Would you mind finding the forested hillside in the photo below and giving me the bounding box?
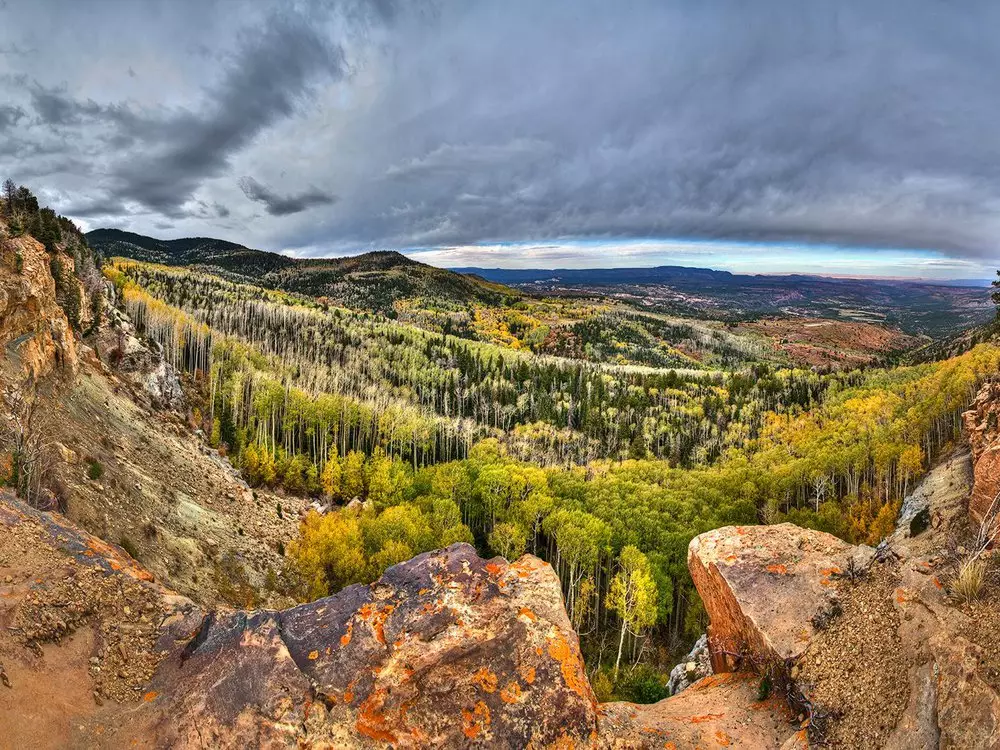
[103,255,1000,697]
[108,261,837,468]
[87,229,516,316]
[90,229,928,372]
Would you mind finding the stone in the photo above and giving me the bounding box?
[667,633,711,695]
[598,672,801,749]
[54,442,78,465]
[143,543,603,748]
[688,522,853,672]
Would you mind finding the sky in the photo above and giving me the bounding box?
[1,0,999,279]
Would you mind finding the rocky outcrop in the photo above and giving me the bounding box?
[667,633,711,695]
[963,380,1000,524]
[598,672,805,749]
[689,522,858,673]
[144,544,602,748]
[0,231,77,379]
[690,452,1000,749]
[93,301,184,410]
[1,493,805,749]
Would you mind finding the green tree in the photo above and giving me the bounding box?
[321,447,342,500]
[608,545,658,679]
[488,521,527,560]
[342,450,366,499]
[289,511,366,599]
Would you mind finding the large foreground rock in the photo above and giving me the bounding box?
[689,522,855,672]
[144,544,602,748]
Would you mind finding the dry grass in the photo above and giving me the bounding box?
[953,556,988,604]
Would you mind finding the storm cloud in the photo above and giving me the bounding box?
[1,0,999,273]
[239,176,337,216]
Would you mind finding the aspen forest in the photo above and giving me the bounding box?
[101,257,1000,699]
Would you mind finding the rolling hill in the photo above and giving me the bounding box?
[86,229,517,313]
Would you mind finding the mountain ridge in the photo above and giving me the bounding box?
[86,229,516,313]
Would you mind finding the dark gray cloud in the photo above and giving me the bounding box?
[106,13,345,215]
[239,176,336,216]
[0,103,24,131]
[1,0,1000,274]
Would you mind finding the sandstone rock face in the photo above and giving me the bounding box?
[0,232,77,379]
[963,381,1000,524]
[688,522,854,672]
[599,673,804,749]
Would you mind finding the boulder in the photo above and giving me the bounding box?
[599,672,805,749]
[667,633,712,695]
[688,523,854,672]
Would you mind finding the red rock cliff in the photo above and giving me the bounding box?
[0,228,77,379]
[963,380,1000,524]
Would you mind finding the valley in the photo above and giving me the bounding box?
[3,191,1000,747]
[461,265,993,338]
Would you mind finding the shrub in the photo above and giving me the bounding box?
[591,669,614,702]
[953,556,988,604]
[86,459,104,480]
[614,664,669,704]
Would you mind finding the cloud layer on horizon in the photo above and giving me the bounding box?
[1,0,999,273]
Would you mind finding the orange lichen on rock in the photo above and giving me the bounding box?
[500,680,523,704]
[521,666,536,685]
[340,620,353,647]
[715,729,732,745]
[684,713,725,724]
[518,607,537,622]
[473,666,499,693]
[343,678,358,705]
[461,701,492,739]
[308,650,319,660]
[690,673,737,690]
[143,691,158,703]
[765,564,788,575]
[355,689,398,744]
[547,631,591,701]
[545,730,577,749]
[358,602,396,645]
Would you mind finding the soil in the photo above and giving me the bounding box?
[958,571,1000,693]
[46,367,306,608]
[741,317,921,369]
[795,561,912,749]
[0,510,167,748]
